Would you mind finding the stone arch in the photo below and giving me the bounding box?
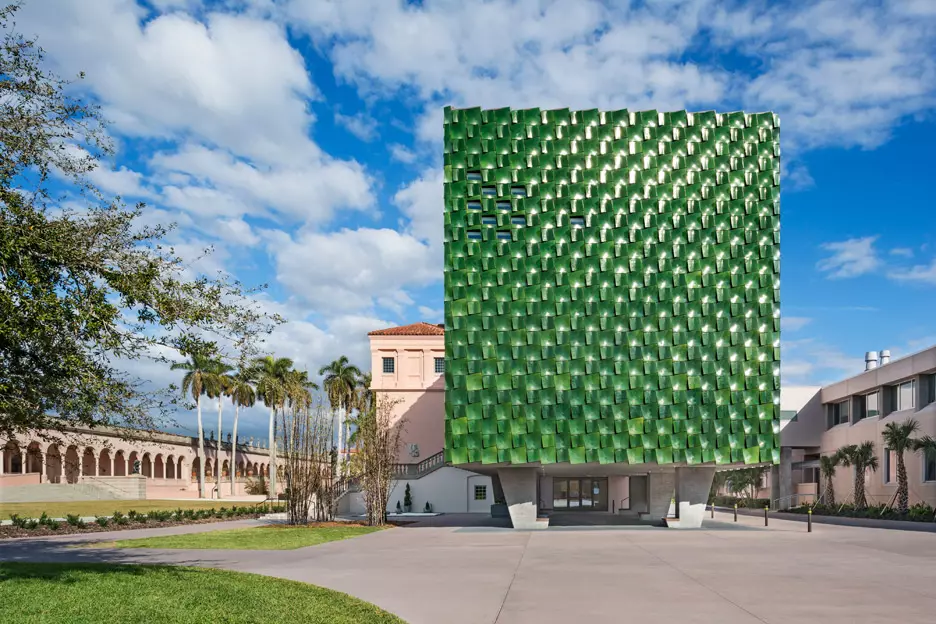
[98,448,112,476]
[205,457,214,479]
[277,465,284,480]
[221,459,230,478]
[26,441,43,473]
[177,456,184,480]
[3,440,22,473]
[81,447,96,476]
[253,462,259,476]
[45,444,62,483]
[113,450,127,476]
[141,452,152,478]
[128,450,139,475]
[191,456,200,481]
[166,454,175,479]
[154,453,164,479]
[236,460,245,477]
[64,445,80,483]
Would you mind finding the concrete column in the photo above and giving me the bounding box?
[497,468,547,530]
[673,466,717,528]
[0,450,5,475]
[20,452,26,474]
[776,448,793,509]
[647,470,676,520]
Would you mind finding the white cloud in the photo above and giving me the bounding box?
[334,110,379,141]
[781,338,862,385]
[389,143,418,164]
[265,226,437,313]
[889,247,914,258]
[817,236,881,278]
[781,317,812,332]
[888,258,936,285]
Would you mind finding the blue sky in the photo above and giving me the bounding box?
[17,0,936,438]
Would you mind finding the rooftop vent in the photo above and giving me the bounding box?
[865,351,878,371]
[880,349,891,366]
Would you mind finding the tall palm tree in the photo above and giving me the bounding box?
[319,356,362,462]
[913,435,936,504]
[837,441,879,509]
[254,355,294,497]
[881,419,920,514]
[348,371,373,448]
[171,352,214,498]
[227,366,256,497]
[202,359,232,499]
[819,453,841,506]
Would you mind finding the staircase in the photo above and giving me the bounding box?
[392,451,446,480]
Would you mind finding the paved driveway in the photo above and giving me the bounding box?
[2,512,936,623]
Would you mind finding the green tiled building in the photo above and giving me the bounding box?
[442,106,779,525]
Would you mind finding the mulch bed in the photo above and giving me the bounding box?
[0,513,269,540]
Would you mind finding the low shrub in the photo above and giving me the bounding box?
[65,514,85,528]
[37,512,52,527]
[790,501,936,522]
[111,511,128,525]
[172,508,184,522]
[9,514,27,529]
[183,509,196,520]
[711,496,770,509]
[24,519,39,530]
[95,516,109,527]
[126,510,139,521]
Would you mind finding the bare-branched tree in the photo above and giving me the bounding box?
[356,394,405,526]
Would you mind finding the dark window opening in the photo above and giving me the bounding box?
[467,231,482,240]
[481,216,497,225]
[570,216,585,228]
[481,186,497,196]
[496,231,512,241]
[382,357,395,374]
[496,201,512,211]
[467,200,482,211]
[467,171,482,181]
[511,186,527,197]
[511,216,526,225]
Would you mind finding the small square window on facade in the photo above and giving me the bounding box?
[511,216,526,225]
[481,216,497,225]
[467,230,482,240]
[382,357,395,374]
[884,449,898,484]
[467,171,482,181]
[827,400,849,428]
[570,216,585,228]
[474,485,487,500]
[481,186,496,196]
[510,186,527,197]
[924,448,936,482]
[864,392,879,419]
[434,357,445,374]
[467,200,482,211]
[496,231,512,241]
[496,201,512,211]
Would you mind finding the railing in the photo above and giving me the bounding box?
[392,451,445,479]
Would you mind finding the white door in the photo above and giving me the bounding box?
[467,475,491,513]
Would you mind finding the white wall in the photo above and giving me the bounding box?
[387,467,493,513]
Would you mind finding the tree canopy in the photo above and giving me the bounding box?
[0,3,278,438]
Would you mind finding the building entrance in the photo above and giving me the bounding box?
[552,477,608,511]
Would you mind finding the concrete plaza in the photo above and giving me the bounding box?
[1,512,935,623]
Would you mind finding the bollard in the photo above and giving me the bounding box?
[734,504,738,522]
[764,505,769,527]
[808,509,812,533]
[711,503,715,518]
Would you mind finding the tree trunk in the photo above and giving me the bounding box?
[896,452,909,514]
[824,475,835,506]
[231,403,239,498]
[268,405,276,499]
[196,396,205,499]
[854,469,867,509]
[216,396,223,500]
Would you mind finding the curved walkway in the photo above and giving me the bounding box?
[3,513,936,623]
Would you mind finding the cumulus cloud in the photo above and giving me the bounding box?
[334,110,379,141]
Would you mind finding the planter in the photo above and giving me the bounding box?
[490,503,509,518]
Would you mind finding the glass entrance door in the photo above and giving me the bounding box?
[552,478,608,511]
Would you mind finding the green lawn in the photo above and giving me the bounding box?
[0,563,405,624]
[108,524,384,550]
[1,499,263,520]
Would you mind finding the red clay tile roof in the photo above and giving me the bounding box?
[368,322,445,336]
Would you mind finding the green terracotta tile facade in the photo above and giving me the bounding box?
[443,107,780,467]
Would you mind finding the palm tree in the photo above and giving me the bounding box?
[203,359,232,499]
[171,352,214,498]
[254,355,294,497]
[881,419,920,514]
[837,441,879,509]
[819,453,841,506]
[913,435,936,502]
[227,366,256,497]
[319,356,362,464]
[348,372,373,448]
